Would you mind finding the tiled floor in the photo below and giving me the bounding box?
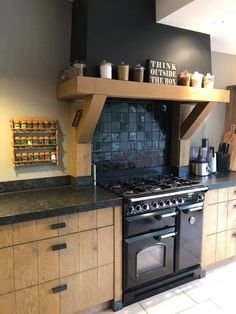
[102,259,236,314]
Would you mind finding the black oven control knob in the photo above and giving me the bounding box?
[197,193,204,202]
[135,205,142,213]
[128,206,135,214]
[151,202,158,209]
[142,203,149,211]
[165,199,172,206]
[158,200,165,207]
[178,197,185,204]
[172,198,178,205]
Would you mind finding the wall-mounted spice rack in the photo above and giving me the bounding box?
[11,118,58,167]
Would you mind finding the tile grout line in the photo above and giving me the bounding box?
[138,302,149,314]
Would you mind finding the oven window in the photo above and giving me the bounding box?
[136,244,166,276]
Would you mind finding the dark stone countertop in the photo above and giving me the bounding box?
[190,172,236,190]
[0,186,122,226]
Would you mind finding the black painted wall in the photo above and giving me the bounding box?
[71,0,212,76]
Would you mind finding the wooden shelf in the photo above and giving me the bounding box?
[14,144,57,148]
[57,76,230,103]
[14,160,58,167]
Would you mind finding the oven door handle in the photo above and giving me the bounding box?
[155,212,177,220]
[154,232,177,240]
[183,206,203,214]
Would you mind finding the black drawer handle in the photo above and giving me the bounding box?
[51,222,66,230]
[52,284,67,294]
[52,243,67,251]
[232,233,236,238]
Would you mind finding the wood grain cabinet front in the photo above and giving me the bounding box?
[0,247,14,295]
[0,292,16,314]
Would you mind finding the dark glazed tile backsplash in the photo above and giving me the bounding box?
[92,99,171,172]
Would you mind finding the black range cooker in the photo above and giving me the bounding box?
[102,175,208,308]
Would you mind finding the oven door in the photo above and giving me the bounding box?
[123,227,176,290]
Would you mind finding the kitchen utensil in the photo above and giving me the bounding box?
[217,152,229,172]
[208,147,217,173]
[194,161,211,176]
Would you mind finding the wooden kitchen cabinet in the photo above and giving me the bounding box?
[202,186,236,267]
[0,205,122,313]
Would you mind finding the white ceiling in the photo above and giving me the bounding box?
[157,0,236,55]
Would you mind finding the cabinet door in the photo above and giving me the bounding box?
[217,202,228,232]
[226,228,236,258]
[98,264,114,304]
[204,190,218,206]
[80,229,98,272]
[201,234,216,267]
[0,224,13,248]
[203,204,217,235]
[59,233,80,277]
[13,220,36,245]
[14,242,38,290]
[216,232,226,262]
[217,188,228,203]
[37,217,58,240]
[97,207,113,227]
[59,274,80,314]
[38,238,60,283]
[79,269,98,311]
[98,226,114,266]
[0,292,16,314]
[228,186,236,201]
[38,280,60,314]
[0,247,14,295]
[16,286,38,314]
[227,200,236,229]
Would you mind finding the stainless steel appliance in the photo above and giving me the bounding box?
[102,175,208,307]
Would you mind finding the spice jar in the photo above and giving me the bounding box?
[191,71,203,88]
[44,152,50,161]
[15,153,22,162]
[178,70,191,86]
[132,64,145,82]
[51,152,57,162]
[118,62,130,81]
[33,152,39,161]
[44,136,49,145]
[27,121,33,129]
[49,136,56,145]
[44,121,50,129]
[15,137,21,145]
[73,60,86,76]
[27,137,33,145]
[50,121,56,129]
[38,121,44,129]
[38,137,44,145]
[21,137,27,145]
[203,73,215,89]
[28,153,34,161]
[22,153,28,161]
[39,152,45,160]
[33,136,38,145]
[14,121,21,129]
[21,121,27,129]
[33,121,39,129]
[99,60,112,79]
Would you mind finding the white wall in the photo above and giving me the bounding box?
[0,0,72,182]
[191,51,236,149]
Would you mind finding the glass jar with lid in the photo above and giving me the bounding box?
[178,70,191,86]
[73,60,86,76]
[99,60,112,79]
[133,64,145,82]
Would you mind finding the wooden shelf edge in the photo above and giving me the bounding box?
[57,76,230,103]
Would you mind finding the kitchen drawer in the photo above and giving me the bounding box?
[97,207,114,227]
[217,188,228,203]
[38,280,60,314]
[0,224,13,248]
[80,229,98,272]
[226,228,236,258]
[204,189,218,206]
[98,226,114,266]
[0,292,16,314]
[98,263,114,304]
[16,286,38,314]
[58,213,79,235]
[217,202,228,232]
[14,242,38,290]
[79,210,97,231]
[13,220,36,245]
[228,186,236,201]
[37,217,59,240]
[0,247,14,295]
[227,200,236,229]
[79,268,98,311]
[59,273,80,314]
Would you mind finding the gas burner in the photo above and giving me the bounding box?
[126,190,134,195]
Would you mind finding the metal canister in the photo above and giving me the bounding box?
[73,60,86,76]
[132,64,145,82]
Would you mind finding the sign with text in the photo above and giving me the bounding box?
[147,60,177,85]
